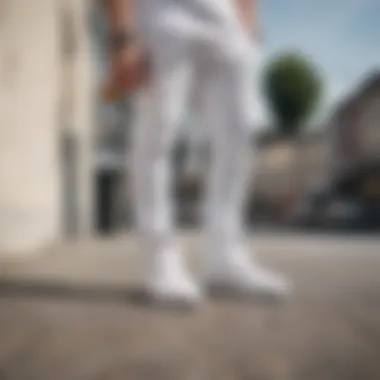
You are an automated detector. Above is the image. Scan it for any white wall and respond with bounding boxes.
[0,0,95,255]
[0,0,61,254]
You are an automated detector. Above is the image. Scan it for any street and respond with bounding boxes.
[0,232,380,380]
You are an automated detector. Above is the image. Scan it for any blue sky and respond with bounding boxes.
[260,0,380,121]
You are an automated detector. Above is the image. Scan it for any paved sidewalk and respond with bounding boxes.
[0,233,380,380]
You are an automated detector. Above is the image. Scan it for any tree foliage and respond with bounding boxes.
[263,52,323,136]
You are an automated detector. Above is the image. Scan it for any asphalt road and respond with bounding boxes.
[0,232,379,380]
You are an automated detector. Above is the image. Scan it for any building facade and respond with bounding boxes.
[0,0,94,254]
[329,71,380,205]
[251,129,332,221]
[332,72,380,173]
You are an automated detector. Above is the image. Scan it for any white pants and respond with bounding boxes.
[131,1,259,255]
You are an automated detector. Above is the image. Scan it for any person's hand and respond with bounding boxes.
[101,42,150,101]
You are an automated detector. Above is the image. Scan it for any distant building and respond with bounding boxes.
[331,71,380,178]
[320,71,380,210]
[251,128,332,221]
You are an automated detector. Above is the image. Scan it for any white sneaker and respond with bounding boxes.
[144,249,201,307]
[204,246,291,300]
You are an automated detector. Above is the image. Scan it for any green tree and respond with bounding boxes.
[263,52,324,217]
[263,52,323,136]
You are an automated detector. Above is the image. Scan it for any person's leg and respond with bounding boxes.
[201,34,290,297]
[130,42,200,304]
